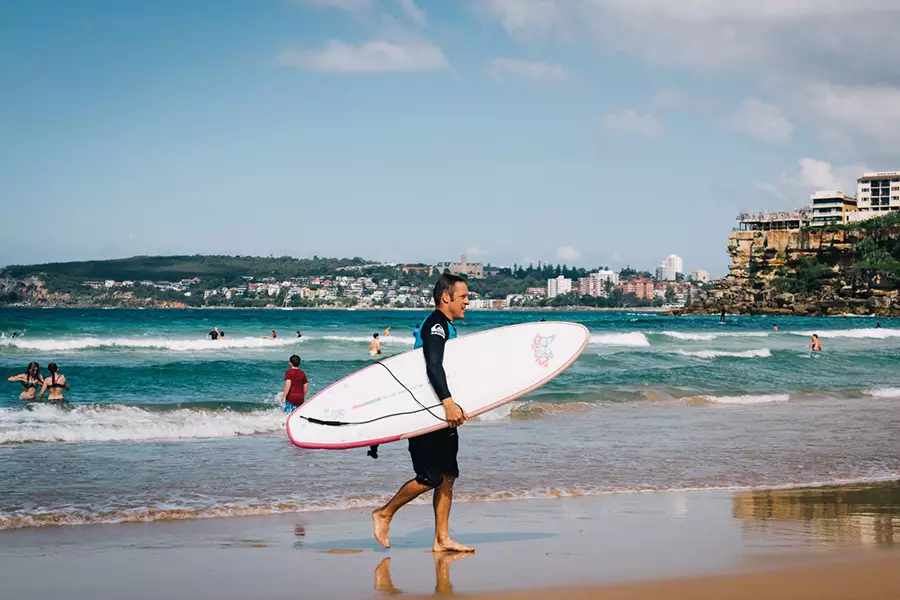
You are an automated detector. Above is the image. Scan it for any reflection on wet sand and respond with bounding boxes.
[375,553,473,596]
[733,481,899,547]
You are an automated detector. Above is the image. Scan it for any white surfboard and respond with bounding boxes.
[286,321,590,449]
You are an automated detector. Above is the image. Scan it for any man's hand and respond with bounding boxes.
[442,398,468,427]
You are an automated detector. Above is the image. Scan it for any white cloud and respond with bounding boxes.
[465,246,489,259]
[599,109,663,139]
[726,98,793,145]
[795,82,900,154]
[277,40,449,73]
[758,158,869,205]
[610,252,623,264]
[557,246,582,261]
[479,0,563,39]
[488,58,569,82]
[396,0,426,25]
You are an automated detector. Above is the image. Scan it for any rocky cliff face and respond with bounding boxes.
[675,224,900,316]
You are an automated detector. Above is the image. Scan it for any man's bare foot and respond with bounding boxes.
[432,537,475,553]
[374,557,402,594]
[372,509,392,548]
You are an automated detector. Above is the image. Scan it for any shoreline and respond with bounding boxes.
[2,480,897,599]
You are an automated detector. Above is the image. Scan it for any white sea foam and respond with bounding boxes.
[661,331,770,341]
[678,348,772,359]
[0,405,283,444]
[704,393,790,405]
[788,328,900,339]
[4,473,898,530]
[0,336,303,352]
[318,335,414,344]
[590,332,650,347]
[474,401,528,422]
[866,387,900,398]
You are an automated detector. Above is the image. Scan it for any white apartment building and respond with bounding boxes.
[577,270,620,297]
[856,171,900,213]
[808,190,857,226]
[547,276,572,298]
[690,269,710,283]
[656,254,683,281]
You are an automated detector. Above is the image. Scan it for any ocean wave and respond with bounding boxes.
[0,404,283,444]
[677,348,772,359]
[0,336,304,352]
[866,387,900,398]
[3,474,897,530]
[703,393,790,405]
[661,331,770,341]
[318,335,414,344]
[590,332,650,347]
[787,328,900,339]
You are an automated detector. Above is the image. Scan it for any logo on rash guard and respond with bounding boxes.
[430,324,446,339]
[531,333,556,367]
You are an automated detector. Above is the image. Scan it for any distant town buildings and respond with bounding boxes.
[619,277,654,299]
[655,254,683,281]
[435,254,484,279]
[856,171,900,214]
[547,275,573,298]
[808,190,857,227]
[691,269,710,283]
[737,169,900,230]
[577,269,619,297]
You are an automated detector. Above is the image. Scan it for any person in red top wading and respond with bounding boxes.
[282,354,309,414]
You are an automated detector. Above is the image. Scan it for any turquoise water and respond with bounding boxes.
[2,308,899,529]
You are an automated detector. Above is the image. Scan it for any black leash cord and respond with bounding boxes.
[296,361,448,427]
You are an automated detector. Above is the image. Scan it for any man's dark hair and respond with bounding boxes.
[289,355,301,367]
[433,273,466,306]
[373,333,379,339]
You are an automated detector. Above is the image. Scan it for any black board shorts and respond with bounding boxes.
[408,427,459,488]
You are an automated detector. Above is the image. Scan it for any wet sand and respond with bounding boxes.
[0,481,897,599]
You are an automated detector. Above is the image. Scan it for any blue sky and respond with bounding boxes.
[2,1,900,276]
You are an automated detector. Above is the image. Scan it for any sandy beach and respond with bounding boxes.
[1,481,897,599]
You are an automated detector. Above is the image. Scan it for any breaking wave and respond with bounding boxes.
[0,336,303,352]
[677,348,772,359]
[703,393,791,405]
[661,331,770,341]
[788,328,900,339]
[0,404,283,444]
[589,332,650,347]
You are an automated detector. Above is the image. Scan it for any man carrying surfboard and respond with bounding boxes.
[372,273,474,553]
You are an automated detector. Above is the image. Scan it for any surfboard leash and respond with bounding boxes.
[296,361,449,427]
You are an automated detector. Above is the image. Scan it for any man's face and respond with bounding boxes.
[444,282,470,320]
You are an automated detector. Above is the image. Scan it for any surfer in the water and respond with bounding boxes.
[372,273,473,553]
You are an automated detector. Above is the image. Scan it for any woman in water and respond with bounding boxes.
[38,362,69,403]
[807,334,823,352]
[8,362,43,401]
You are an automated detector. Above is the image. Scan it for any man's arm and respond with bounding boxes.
[282,379,292,403]
[422,322,466,426]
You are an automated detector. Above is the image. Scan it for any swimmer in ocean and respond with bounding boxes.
[208,327,221,340]
[807,334,823,352]
[38,362,69,404]
[8,362,43,401]
[369,333,382,356]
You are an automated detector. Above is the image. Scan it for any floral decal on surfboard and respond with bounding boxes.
[531,333,555,367]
